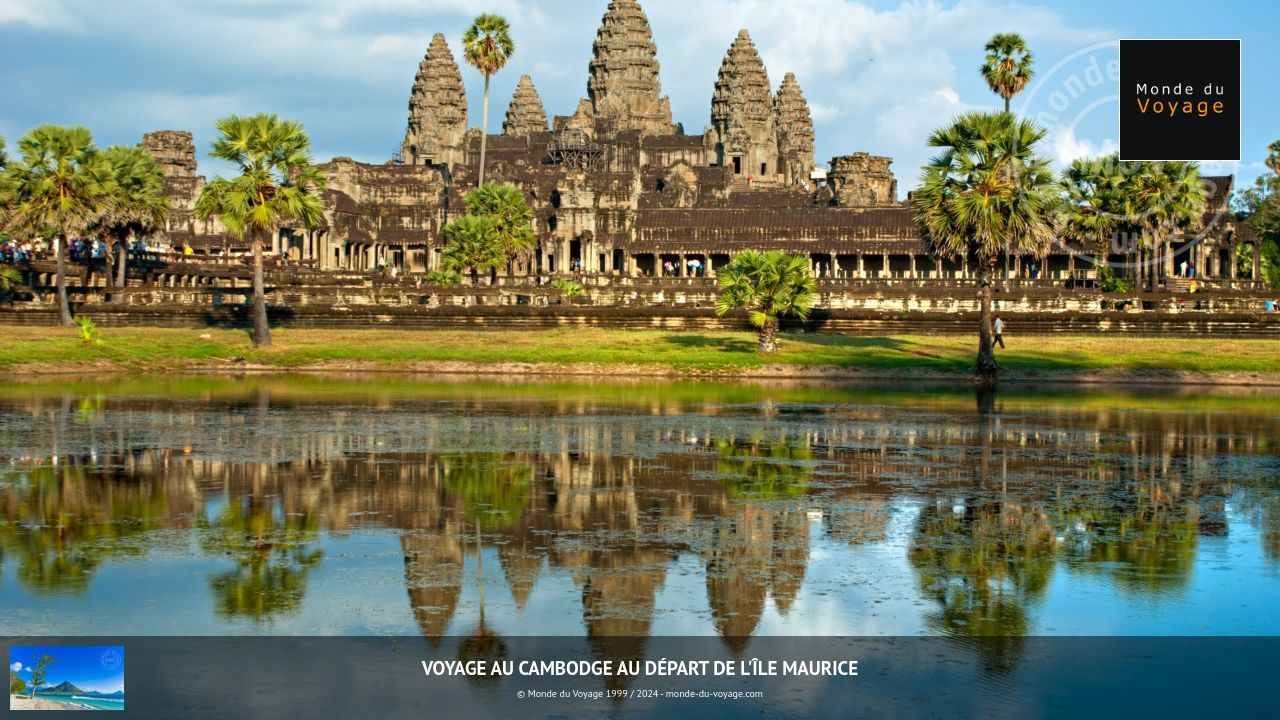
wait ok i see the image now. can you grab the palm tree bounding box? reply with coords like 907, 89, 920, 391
462, 14, 515, 185
94, 145, 169, 301
0, 135, 10, 231
981, 33, 1035, 113
0, 125, 114, 326
1130, 161, 1205, 290
463, 182, 535, 275
714, 250, 816, 353
194, 114, 327, 347
441, 214, 504, 285
913, 112, 1058, 381
1059, 156, 1130, 267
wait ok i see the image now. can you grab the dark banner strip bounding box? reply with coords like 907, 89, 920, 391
4, 637, 1277, 718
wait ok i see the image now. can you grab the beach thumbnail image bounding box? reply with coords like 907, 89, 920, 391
9, 646, 124, 711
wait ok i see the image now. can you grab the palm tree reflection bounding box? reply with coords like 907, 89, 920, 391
198, 495, 323, 621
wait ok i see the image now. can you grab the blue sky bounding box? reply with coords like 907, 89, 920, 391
9, 645, 125, 694
1, 0, 1276, 197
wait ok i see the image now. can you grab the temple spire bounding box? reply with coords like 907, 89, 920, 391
402, 33, 469, 168
775, 72, 815, 188
502, 75, 549, 136
586, 0, 674, 135
708, 29, 778, 180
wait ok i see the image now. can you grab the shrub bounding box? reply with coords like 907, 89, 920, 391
551, 279, 585, 297
1098, 265, 1129, 293
74, 316, 103, 346
424, 270, 462, 288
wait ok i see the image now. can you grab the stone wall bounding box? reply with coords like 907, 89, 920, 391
828, 153, 899, 207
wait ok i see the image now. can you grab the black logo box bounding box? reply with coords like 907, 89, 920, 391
1119, 39, 1240, 161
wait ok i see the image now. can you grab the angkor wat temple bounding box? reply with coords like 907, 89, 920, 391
5, 0, 1272, 335
143, 0, 912, 281
136, 0, 1261, 288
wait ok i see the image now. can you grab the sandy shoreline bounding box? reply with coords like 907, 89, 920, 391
10, 694, 89, 710
7, 358, 1280, 388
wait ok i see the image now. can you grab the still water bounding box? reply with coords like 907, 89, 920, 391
1, 377, 1277, 639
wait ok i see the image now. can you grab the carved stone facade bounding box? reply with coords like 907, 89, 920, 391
586, 0, 674, 136
402, 33, 469, 169
828, 153, 898, 208
140, 131, 226, 250
774, 73, 816, 190
141, 131, 198, 178
706, 30, 778, 183
502, 75, 549, 136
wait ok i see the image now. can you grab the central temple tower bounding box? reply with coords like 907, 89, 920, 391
586, 0, 675, 135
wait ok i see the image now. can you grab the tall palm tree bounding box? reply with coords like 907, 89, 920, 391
913, 111, 1059, 381
462, 14, 515, 186
714, 250, 816, 353
981, 33, 1035, 113
441, 214, 504, 286
1131, 161, 1205, 289
194, 114, 327, 347
0, 125, 114, 326
463, 182, 535, 275
1059, 155, 1131, 267
0, 135, 10, 229
94, 145, 169, 300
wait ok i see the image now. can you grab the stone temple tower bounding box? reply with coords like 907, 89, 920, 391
707, 30, 779, 181
402, 33, 469, 169
774, 73, 816, 189
502, 75, 549, 136
587, 0, 675, 135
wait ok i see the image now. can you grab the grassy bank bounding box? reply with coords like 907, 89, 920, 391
1, 325, 1277, 381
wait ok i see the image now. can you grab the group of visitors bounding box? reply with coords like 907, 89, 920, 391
0, 235, 187, 266
1178, 260, 1198, 278
660, 259, 706, 277
68, 238, 112, 262
0, 237, 41, 264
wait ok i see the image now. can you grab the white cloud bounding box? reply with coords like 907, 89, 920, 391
1049, 125, 1118, 165
0, 0, 71, 27
9, 661, 22, 672
809, 102, 838, 123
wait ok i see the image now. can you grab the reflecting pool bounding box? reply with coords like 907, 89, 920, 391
1, 376, 1277, 640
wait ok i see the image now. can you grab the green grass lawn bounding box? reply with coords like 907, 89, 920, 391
1, 325, 1277, 375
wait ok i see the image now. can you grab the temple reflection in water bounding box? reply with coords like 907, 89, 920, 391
1, 378, 1277, 665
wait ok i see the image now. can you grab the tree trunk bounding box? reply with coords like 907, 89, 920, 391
976, 256, 998, 384
115, 240, 128, 302
251, 230, 271, 347
1141, 245, 1152, 292
757, 317, 779, 354
104, 238, 116, 303
479, 74, 491, 186
56, 235, 73, 326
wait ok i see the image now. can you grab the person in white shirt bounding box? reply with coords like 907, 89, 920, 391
993, 316, 1006, 349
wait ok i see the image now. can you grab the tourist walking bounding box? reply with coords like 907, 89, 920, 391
994, 316, 1006, 349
